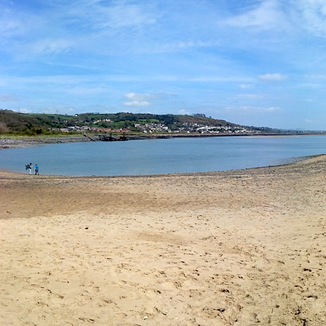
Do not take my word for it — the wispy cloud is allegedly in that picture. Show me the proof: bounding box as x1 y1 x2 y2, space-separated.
240 84 254 89
123 92 177 107
136 40 220 54
123 93 153 107
226 0 287 31
0 2 26 39
295 0 326 37
0 16 23 38
223 106 281 114
258 73 287 82
186 76 254 83
97 3 157 29
30 39 75 55
0 7 43 58
307 74 326 80
62 0 158 31
234 94 265 101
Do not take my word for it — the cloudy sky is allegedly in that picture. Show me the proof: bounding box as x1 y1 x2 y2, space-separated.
1 0 326 130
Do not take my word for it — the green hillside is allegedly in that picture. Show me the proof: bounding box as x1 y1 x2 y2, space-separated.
0 110 240 135
0 109 307 136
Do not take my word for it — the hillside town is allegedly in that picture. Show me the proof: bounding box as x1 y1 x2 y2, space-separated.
2 109 315 137
58 120 257 136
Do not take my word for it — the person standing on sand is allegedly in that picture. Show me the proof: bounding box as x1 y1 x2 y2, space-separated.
25 163 32 174
35 164 39 175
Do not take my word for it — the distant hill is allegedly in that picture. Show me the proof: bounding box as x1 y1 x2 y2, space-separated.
0 109 308 136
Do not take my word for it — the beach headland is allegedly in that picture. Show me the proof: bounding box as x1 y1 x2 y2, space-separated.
0 156 325 325
0 135 90 150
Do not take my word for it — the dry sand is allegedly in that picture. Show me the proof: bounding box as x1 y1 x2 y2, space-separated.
0 156 325 326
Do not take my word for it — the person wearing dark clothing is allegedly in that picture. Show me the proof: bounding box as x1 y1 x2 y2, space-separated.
25 163 32 174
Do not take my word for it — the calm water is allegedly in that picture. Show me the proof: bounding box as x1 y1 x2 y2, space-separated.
0 136 325 176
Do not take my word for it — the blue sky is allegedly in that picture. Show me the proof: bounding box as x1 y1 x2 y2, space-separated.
1 0 326 130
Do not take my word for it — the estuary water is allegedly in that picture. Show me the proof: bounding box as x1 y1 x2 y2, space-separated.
0 135 325 176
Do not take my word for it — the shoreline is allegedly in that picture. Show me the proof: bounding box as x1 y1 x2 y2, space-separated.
0 153 325 179
1 132 325 150
0 155 325 325
0 134 89 149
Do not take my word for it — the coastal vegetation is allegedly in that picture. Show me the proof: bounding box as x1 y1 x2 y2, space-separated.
0 109 319 138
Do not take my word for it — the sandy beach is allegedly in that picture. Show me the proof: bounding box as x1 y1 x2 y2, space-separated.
0 156 325 326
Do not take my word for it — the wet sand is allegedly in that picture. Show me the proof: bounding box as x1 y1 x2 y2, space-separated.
0 156 325 325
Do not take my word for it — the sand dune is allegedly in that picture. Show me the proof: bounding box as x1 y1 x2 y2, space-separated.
0 156 325 325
